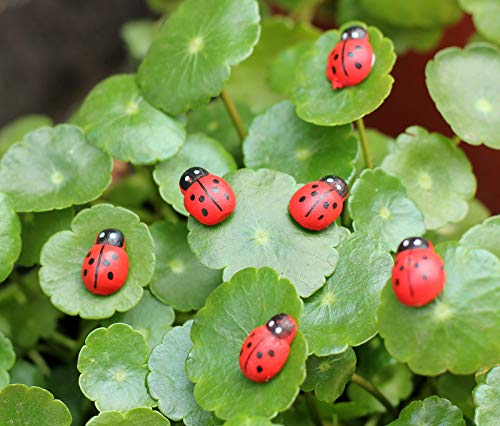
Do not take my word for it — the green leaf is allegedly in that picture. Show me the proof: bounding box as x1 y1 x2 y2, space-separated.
388 396 465 426
362 129 396 167
73 74 185 165
146 0 182 15
40 204 155 319
18 208 74 267
103 290 175 349
153 133 237 216
150 220 221 311
186 268 307 420
121 20 158 61
292 23 396 126
225 416 277 426
87 408 170 426
426 43 500 149
436 374 476 419
381 126 476 229
473 366 500 425
9 360 45 388
0 193 21 282
0 114 52 158
243 100 358 184
459 0 500 45
188 168 349 297
301 347 356 403
138 0 261 115
148 321 215 425
0 332 15 390
460 215 500 259
0 124 112 212
348 168 426 251
0 384 72 426
378 242 500 375
78 323 155 411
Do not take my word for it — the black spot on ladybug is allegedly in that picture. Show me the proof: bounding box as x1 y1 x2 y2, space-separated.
247 342 252 348
355 62 362 69
441 266 444 271
332 66 336 75
103 259 110 267
347 52 354 57
312 184 318 188
268 350 275 357
311 191 318 196
415 263 419 268
355 45 362 50
424 256 428 260
333 203 338 209
112 254 118 260
250 332 255 337
202 208 208 217
323 202 329 209
199 195 205 202
212 187 219 193
257 366 263 373
422 274 428 280
86 251 91 257
224 193 230 200
257 352 263 359
299 196 306 202
213 179 220 184
88 258 95 265
395 279 399 286
83 269 88 276
334 53 339 60
108 272 114 280
318 215 324 221
190 194 195 201
399 266 404 271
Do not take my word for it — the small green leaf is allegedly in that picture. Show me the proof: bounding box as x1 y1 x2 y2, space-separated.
302 347 356 403
460 215 500 259
349 168 426 251
0 124 112 212
225 416 277 426
0 384 72 426
436 374 476 420
0 115 53 158
292 23 396 126
188 169 349 297
473 366 500 425
186 268 307 420
0 193 21 282
459 0 500 45
40 204 155 319
243 100 358 183
78 323 155 411
121 20 158 60
388 396 465 426
73 74 185 165
381 126 476 229
87 408 170 426
150 220 221 311
362 129 396 167
0 332 15 390
138 0 261 115
301 232 393 355
426 43 500 149
378 242 500 375
153 133 237 216
9 360 45 388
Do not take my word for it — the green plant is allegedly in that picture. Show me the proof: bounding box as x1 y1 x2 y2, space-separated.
0 0 499 425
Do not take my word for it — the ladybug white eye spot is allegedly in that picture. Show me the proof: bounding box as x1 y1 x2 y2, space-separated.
352 31 359 38
403 240 409 247
184 176 190 181
268 320 275 327
414 239 422 246
109 232 116 239
336 184 342 191
275 327 282 334
194 170 200 174
326 178 333 183
99 232 105 238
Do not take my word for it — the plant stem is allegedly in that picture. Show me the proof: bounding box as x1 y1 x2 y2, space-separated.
356 118 374 169
305 392 323 426
221 89 247 141
351 373 398 419
50 331 79 352
28 349 50 376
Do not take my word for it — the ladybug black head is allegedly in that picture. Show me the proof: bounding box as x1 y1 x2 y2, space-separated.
266 313 296 340
397 237 429 253
320 175 348 198
179 167 209 192
96 229 125 248
341 26 367 41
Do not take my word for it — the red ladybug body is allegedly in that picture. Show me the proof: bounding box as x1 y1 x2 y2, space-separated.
392 237 445 307
180 167 236 226
81 229 129 296
239 314 297 383
289 175 348 231
326 26 375 89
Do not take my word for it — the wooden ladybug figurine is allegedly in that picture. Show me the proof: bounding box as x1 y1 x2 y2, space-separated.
326 25 375 89
289 175 348 231
239 313 297 383
180 167 236 226
81 229 129 296
392 237 446 307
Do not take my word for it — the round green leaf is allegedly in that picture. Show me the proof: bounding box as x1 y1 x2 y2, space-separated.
388 396 465 426
87 408 170 426
436 374 476 420
349 168 426 251
150 220 221 311
0 193 21 282
460 215 500 259
40 204 155 319
0 114 52 158
78 323 155 411
291 23 396 126
0 124 112 212
148 321 215 426
426 43 500 149
362 129 395 168
73 74 185 165
381 126 476 229
121 20 158 61
459 0 500 45
243 100 358 183
153 133 237 216
378 242 500 375
301 232 393 356
0 332 15 389
473 366 500 425
186 267 307 420
302 347 356 403
188 168 349 297
10 360 45 388
0 384 72 426
225 416 277 426
138 0 261 115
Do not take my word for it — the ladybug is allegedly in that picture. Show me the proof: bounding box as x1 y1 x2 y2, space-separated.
392 237 446 307
289 175 348 231
239 314 297 383
180 167 236 226
326 25 375 89
81 229 129 296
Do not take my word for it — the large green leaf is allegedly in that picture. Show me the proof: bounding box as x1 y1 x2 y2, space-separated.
0 193 21 282
436 374 476 420
459 0 500 45
40 204 155 319
0 332 15 390
87 408 170 426
301 233 393 355
0 125 112 212
138 0 261 115
243 101 358 184
188 168 349 297
473 366 500 425
460 215 500 259
426 43 500 149
381 126 476 229
388 396 465 425
186 268 307 420
0 114 52 158
378 243 500 375
225 416 277 426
